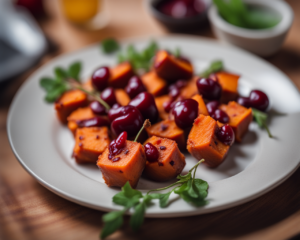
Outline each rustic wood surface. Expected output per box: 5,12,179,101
1,0,300,239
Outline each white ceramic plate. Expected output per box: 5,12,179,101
7,35,300,217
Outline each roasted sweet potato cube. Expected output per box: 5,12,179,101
146,120,185,150
215,72,239,103
73,127,111,164
192,94,209,116
54,90,88,124
180,77,198,99
144,136,185,182
154,50,193,82
187,115,230,168
141,71,167,96
97,141,146,188
155,95,171,120
67,107,97,136
115,89,130,106
219,101,252,142
109,62,134,88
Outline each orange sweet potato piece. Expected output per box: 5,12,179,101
141,71,167,96
154,50,193,82
215,72,239,103
55,90,88,124
109,62,134,88
155,95,171,120
115,89,130,106
219,101,252,142
67,107,97,136
192,94,209,116
73,127,111,164
187,114,230,168
180,76,198,99
143,136,186,182
146,119,185,151
97,141,146,188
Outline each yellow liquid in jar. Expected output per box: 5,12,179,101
61,0,100,24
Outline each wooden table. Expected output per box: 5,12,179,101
1,0,300,239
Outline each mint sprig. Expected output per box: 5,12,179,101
101,160,208,239
101,38,120,54
200,60,223,78
252,108,273,138
117,41,159,72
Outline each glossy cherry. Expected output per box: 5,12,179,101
175,79,187,89
108,104,123,122
89,101,106,115
91,66,110,91
211,109,229,123
100,87,117,107
163,99,174,113
172,99,198,129
125,76,147,99
196,77,222,100
206,101,220,115
111,105,144,137
168,85,180,99
144,143,159,162
108,131,127,159
129,92,158,123
249,90,269,111
216,124,235,146
76,116,110,128
237,96,252,108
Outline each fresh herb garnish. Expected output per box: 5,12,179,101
200,60,223,78
117,41,159,72
252,108,273,138
213,0,280,29
101,38,120,54
101,160,208,239
39,62,110,110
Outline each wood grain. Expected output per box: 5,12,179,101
1,0,300,240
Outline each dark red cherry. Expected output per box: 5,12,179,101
129,92,158,123
175,80,187,89
172,99,198,129
144,143,159,162
249,90,269,111
100,87,117,107
211,109,229,123
216,124,235,146
89,101,106,115
237,96,252,108
91,66,110,91
76,116,110,128
108,131,127,159
196,77,222,100
163,99,174,113
108,104,123,122
111,106,144,137
206,101,220,115
168,86,180,99
125,76,147,99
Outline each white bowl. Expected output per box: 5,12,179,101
208,0,293,57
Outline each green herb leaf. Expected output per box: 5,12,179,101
68,62,81,82
177,172,192,182
112,182,143,208
40,77,57,91
173,47,181,58
252,108,273,138
101,211,124,239
44,83,68,102
158,191,172,208
200,60,223,78
54,67,69,80
101,38,120,54
130,202,146,231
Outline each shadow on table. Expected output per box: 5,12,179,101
31,165,300,240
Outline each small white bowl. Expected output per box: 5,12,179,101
208,0,293,57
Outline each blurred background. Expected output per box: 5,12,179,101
1,0,300,240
